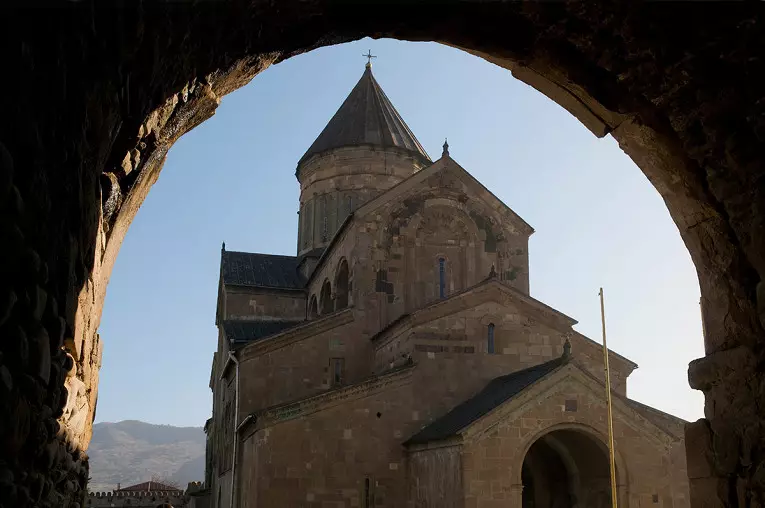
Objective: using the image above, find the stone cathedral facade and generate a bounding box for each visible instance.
[204,63,690,508]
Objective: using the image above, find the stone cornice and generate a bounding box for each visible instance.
[224,284,305,295]
[371,314,413,350]
[238,308,354,361]
[255,364,415,428]
[405,438,463,454]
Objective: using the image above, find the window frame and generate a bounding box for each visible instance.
[438,257,446,299]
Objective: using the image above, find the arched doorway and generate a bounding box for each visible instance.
[522,429,615,508]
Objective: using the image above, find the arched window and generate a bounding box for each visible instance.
[438,257,446,299]
[320,279,333,314]
[335,260,349,310]
[488,323,496,354]
[308,295,318,319]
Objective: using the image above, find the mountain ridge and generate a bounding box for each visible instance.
[88,420,206,493]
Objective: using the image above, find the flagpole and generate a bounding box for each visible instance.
[600,287,619,508]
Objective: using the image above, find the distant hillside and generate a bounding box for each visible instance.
[87,420,206,493]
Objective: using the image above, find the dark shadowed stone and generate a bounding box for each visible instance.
[0,365,12,395]
[4,397,30,456]
[688,345,755,392]
[712,423,741,476]
[21,249,42,282]
[20,374,43,406]
[2,186,24,217]
[0,142,12,202]
[29,286,48,322]
[46,316,65,353]
[3,324,29,370]
[686,420,714,479]
[0,220,24,279]
[28,324,51,385]
[0,287,16,327]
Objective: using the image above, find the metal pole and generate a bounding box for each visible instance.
[600,287,619,508]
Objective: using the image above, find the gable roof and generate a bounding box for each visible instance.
[371,278,578,347]
[223,319,303,347]
[405,355,567,445]
[221,250,305,289]
[297,64,431,169]
[115,481,181,492]
[355,155,534,235]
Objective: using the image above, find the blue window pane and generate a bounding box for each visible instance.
[439,258,446,299]
[488,324,495,354]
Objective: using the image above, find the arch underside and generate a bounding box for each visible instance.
[523,430,615,508]
[1,3,763,507]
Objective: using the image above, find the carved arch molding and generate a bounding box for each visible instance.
[0,3,763,507]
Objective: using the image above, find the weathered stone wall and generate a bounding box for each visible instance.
[409,446,464,508]
[236,309,366,415]
[297,146,426,256]
[373,289,634,400]
[223,287,306,321]
[1,3,763,507]
[238,369,416,508]
[231,353,685,507]
[355,159,533,328]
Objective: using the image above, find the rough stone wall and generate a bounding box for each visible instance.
[461,370,688,508]
[409,446,464,508]
[297,146,425,256]
[238,370,416,508]
[373,292,634,403]
[223,287,305,321]
[1,3,764,507]
[357,160,532,325]
[235,309,366,415]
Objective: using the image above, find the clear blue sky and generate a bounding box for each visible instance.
[96,38,705,427]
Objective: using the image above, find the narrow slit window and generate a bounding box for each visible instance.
[488,323,495,354]
[438,258,446,299]
[331,358,345,387]
[363,477,371,508]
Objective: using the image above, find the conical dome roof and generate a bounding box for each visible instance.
[298,65,431,168]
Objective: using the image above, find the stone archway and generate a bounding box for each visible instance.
[334,260,349,311]
[319,279,333,315]
[1,4,764,508]
[522,429,615,508]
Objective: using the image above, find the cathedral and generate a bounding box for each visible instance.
[204,62,690,508]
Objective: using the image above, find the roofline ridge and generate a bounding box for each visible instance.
[223,250,298,259]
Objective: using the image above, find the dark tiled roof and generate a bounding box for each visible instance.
[223,320,302,345]
[405,356,567,445]
[298,65,431,167]
[115,481,181,492]
[221,250,305,289]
